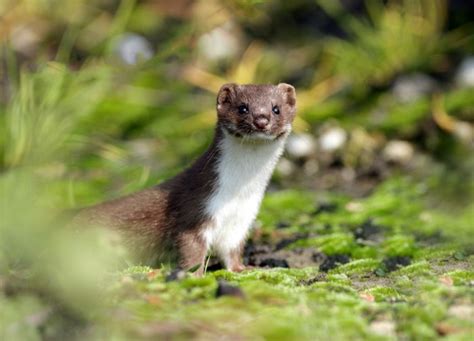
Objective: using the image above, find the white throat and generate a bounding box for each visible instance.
[202,130,287,263]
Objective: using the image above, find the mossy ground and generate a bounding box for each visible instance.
[1,2,473,340]
[101,176,473,340]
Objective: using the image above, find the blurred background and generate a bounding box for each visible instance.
[1,0,473,339]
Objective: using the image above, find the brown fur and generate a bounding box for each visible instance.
[217,83,296,139]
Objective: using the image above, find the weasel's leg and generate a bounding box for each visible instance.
[177,233,207,276]
[221,244,246,272]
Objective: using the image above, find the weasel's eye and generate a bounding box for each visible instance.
[272,105,280,115]
[238,104,249,114]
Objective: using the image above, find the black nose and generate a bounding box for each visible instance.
[254,115,270,130]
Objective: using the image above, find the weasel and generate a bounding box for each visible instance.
[74,83,297,274]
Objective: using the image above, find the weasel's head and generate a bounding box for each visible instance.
[216,83,296,142]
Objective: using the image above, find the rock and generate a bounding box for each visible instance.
[369,320,396,337]
[392,73,437,102]
[10,24,42,56]
[285,133,317,159]
[455,56,474,88]
[354,219,384,241]
[436,322,460,336]
[383,140,414,164]
[127,139,158,161]
[165,269,186,282]
[197,22,241,62]
[275,221,291,229]
[216,280,245,298]
[448,304,474,320]
[243,242,273,266]
[276,157,296,177]
[319,254,350,272]
[319,127,347,152]
[274,234,308,251]
[312,202,338,216]
[303,159,319,176]
[383,256,411,272]
[452,121,473,144]
[114,33,153,65]
[258,258,290,268]
[345,201,363,212]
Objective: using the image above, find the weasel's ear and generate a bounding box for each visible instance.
[217,83,237,109]
[277,83,296,108]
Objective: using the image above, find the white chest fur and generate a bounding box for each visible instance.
[202,132,286,264]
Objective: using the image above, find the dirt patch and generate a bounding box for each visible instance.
[429,259,473,274]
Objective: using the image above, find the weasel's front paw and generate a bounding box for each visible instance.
[229,263,246,272]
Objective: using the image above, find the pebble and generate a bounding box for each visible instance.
[455,56,474,88]
[303,159,319,176]
[345,201,363,212]
[198,22,241,62]
[276,157,296,177]
[392,73,436,102]
[258,258,290,268]
[369,320,396,337]
[285,133,317,159]
[353,219,383,241]
[319,254,350,272]
[312,202,338,215]
[215,280,245,299]
[383,140,414,164]
[114,33,153,65]
[383,256,411,272]
[452,121,473,144]
[448,304,473,320]
[165,269,186,282]
[10,24,41,56]
[276,221,291,229]
[319,127,347,152]
[127,139,158,161]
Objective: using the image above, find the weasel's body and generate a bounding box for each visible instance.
[74,83,296,274]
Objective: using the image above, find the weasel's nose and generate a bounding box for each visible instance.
[254,115,270,130]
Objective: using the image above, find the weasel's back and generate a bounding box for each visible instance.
[72,188,169,233]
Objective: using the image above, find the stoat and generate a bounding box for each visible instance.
[74,83,297,275]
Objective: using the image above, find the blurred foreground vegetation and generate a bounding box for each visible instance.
[1,0,473,339]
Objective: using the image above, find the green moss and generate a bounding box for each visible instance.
[366,287,404,302]
[258,190,316,229]
[382,235,416,257]
[292,233,356,255]
[392,261,431,277]
[445,270,474,286]
[331,259,380,275]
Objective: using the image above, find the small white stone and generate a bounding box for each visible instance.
[369,320,396,337]
[285,133,317,159]
[448,304,474,321]
[276,157,295,177]
[114,33,153,65]
[453,121,473,143]
[10,24,41,56]
[127,139,157,157]
[346,201,363,212]
[197,23,240,62]
[383,140,414,164]
[392,73,436,102]
[341,168,356,182]
[455,56,474,88]
[319,127,347,152]
[303,159,319,176]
